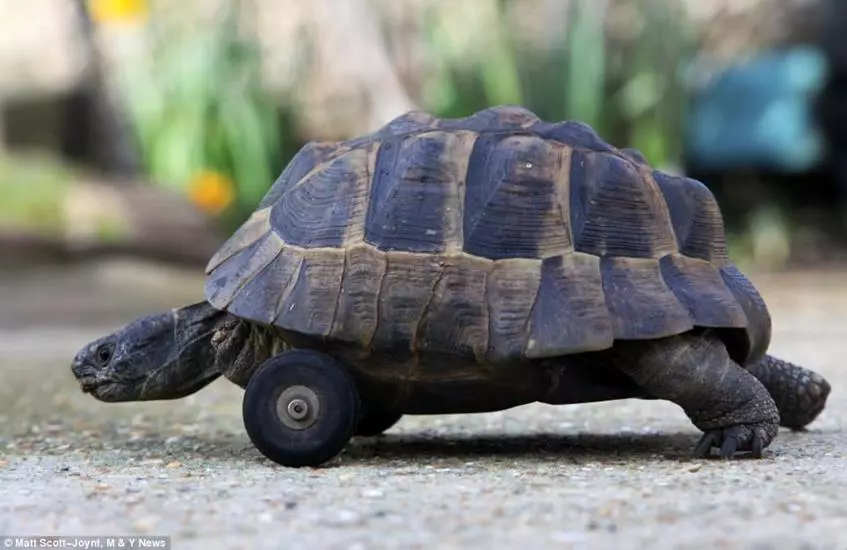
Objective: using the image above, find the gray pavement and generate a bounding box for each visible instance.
[1,260,845,549]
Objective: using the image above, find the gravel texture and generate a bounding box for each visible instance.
[1,261,845,549]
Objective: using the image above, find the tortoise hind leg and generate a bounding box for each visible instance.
[608,332,780,459]
[745,355,831,430]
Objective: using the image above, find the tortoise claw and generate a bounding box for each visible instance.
[750,429,765,458]
[719,437,738,459]
[692,424,773,459]
[693,432,717,458]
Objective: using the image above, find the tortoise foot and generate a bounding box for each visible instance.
[745,354,831,430]
[693,423,775,459]
[779,373,831,430]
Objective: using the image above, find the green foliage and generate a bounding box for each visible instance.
[116,4,285,227]
[419,0,696,169]
[111,0,695,228]
[0,153,71,235]
[563,0,607,131]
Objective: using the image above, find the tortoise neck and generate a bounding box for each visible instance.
[214,318,290,388]
[134,301,229,400]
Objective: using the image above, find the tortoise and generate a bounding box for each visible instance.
[71,105,831,467]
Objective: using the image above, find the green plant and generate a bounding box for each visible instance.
[418,0,695,169]
[0,152,72,235]
[115,3,285,228]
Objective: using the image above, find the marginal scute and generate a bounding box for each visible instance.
[364,130,475,253]
[416,254,492,359]
[485,258,542,362]
[569,150,677,258]
[463,134,572,259]
[226,247,304,324]
[600,256,694,340]
[719,265,772,363]
[271,145,375,248]
[330,244,388,346]
[525,252,613,358]
[372,252,444,351]
[274,247,346,337]
[205,208,271,274]
[659,254,748,329]
[205,231,283,310]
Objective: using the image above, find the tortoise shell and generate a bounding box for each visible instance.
[204,105,771,366]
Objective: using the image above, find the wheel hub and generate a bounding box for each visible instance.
[277,385,321,430]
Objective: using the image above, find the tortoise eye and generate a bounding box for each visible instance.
[95,344,114,365]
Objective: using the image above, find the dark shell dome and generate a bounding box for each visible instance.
[204,105,771,366]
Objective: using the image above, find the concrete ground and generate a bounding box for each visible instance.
[1,260,845,549]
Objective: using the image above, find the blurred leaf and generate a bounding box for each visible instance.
[629,117,667,167]
[219,95,275,209]
[0,153,71,234]
[479,7,523,106]
[116,4,284,228]
[147,108,205,188]
[564,0,607,130]
[617,72,665,119]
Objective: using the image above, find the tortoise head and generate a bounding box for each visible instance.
[71,301,228,402]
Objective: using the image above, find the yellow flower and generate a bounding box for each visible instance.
[88,0,149,23]
[188,171,235,215]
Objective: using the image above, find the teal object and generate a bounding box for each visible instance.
[686,47,828,172]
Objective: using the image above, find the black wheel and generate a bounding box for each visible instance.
[355,404,403,437]
[242,349,360,468]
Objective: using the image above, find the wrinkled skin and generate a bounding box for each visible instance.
[71,302,229,402]
[745,355,831,430]
[71,301,831,457]
[71,301,284,402]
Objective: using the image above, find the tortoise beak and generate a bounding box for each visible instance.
[71,352,98,393]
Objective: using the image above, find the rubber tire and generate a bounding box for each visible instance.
[355,405,403,437]
[242,349,360,468]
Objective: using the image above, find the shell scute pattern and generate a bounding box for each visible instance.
[205,106,770,365]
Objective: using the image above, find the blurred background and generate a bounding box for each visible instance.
[4,2,847,540]
[1,0,846,341]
